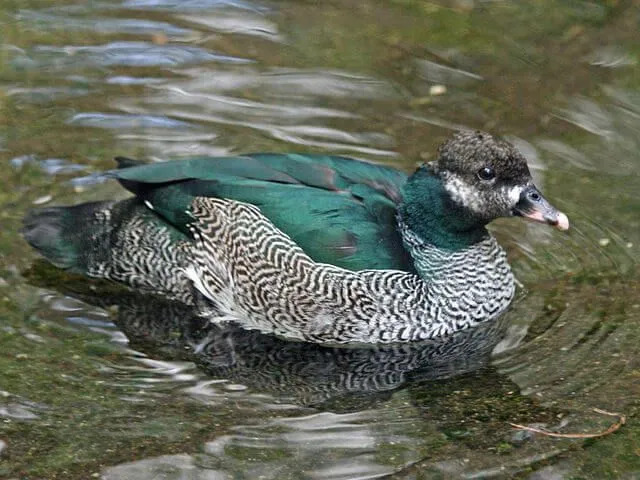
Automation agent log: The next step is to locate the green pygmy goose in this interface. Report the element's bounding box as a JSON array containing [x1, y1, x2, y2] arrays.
[[23, 131, 569, 344]]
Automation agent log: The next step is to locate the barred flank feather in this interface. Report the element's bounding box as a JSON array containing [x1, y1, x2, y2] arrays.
[[184, 197, 515, 344]]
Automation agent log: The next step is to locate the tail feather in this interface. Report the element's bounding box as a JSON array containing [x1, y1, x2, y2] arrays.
[[22, 198, 194, 304], [22, 201, 113, 272]]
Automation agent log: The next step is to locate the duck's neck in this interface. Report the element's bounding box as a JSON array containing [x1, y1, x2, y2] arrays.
[[398, 166, 489, 252], [397, 165, 506, 282], [397, 219, 509, 283], [396, 167, 515, 323]]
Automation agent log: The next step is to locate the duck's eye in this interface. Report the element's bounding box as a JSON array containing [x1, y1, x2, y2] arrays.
[[477, 166, 495, 181]]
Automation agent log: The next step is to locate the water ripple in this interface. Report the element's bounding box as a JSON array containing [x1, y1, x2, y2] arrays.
[[109, 69, 398, 156], [587, 46, 636, 68], [416, 59, 483, 86], [24, 42, 252, 69], [199, 410, 414, 479], [536, 139, 597, 171], [0, 393, 49, 421], [122, 0, 269, 13], [554, 97, 615, 138], [69, 112, 196, 130], [178, 11, 281, 40], [143, 86, 357, 120], [10, 154, 88, 175], [17, 10, 194, 37], [106, 76, 166, 85], [6, 86, 90, 103], [169, 67, 400, 99]]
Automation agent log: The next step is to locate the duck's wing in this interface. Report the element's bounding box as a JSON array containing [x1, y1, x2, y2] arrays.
[[112, 153, 413, 272]]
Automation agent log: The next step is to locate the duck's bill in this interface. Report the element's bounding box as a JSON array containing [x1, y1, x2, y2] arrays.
[[513, 186, 570, 231]]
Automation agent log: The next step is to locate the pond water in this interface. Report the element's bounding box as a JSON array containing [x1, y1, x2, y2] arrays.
[[1, 0, 639, 478]]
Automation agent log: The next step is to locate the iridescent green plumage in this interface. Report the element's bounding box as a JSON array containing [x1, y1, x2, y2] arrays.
[[113, 153, 413, 271]]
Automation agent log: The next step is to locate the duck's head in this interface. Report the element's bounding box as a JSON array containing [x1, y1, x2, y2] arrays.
[[400, 131, 569, 249]]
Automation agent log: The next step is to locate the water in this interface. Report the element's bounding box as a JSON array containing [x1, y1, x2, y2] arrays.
[[1, 0, 639, 478]]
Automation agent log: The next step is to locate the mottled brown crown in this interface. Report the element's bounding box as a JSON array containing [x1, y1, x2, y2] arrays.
[[436, 131, 531, 185]]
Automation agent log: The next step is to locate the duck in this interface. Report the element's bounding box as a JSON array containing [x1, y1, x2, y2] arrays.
[[22, 131, 569, 344]]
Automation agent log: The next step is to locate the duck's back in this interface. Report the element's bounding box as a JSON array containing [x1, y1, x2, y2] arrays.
[[117, 153, 411, 271]]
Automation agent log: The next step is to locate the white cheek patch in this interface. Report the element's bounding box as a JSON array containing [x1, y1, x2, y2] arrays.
[[443, 174, 485, 215], [506, 185, 523, 205]]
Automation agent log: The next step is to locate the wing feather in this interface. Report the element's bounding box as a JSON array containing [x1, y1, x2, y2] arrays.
[[111, 154, 412, 271]]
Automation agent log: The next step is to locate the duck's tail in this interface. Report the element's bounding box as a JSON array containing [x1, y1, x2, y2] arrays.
[[21, 157, 146, 273], [22, 201, 115, 273], [22, 198, 194, 304]]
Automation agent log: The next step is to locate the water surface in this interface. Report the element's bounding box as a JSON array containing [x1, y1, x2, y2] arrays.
[[1, 0, 639, 478]]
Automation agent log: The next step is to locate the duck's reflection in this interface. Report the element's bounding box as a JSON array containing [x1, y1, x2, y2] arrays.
[[78, 285, 510, 407]]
